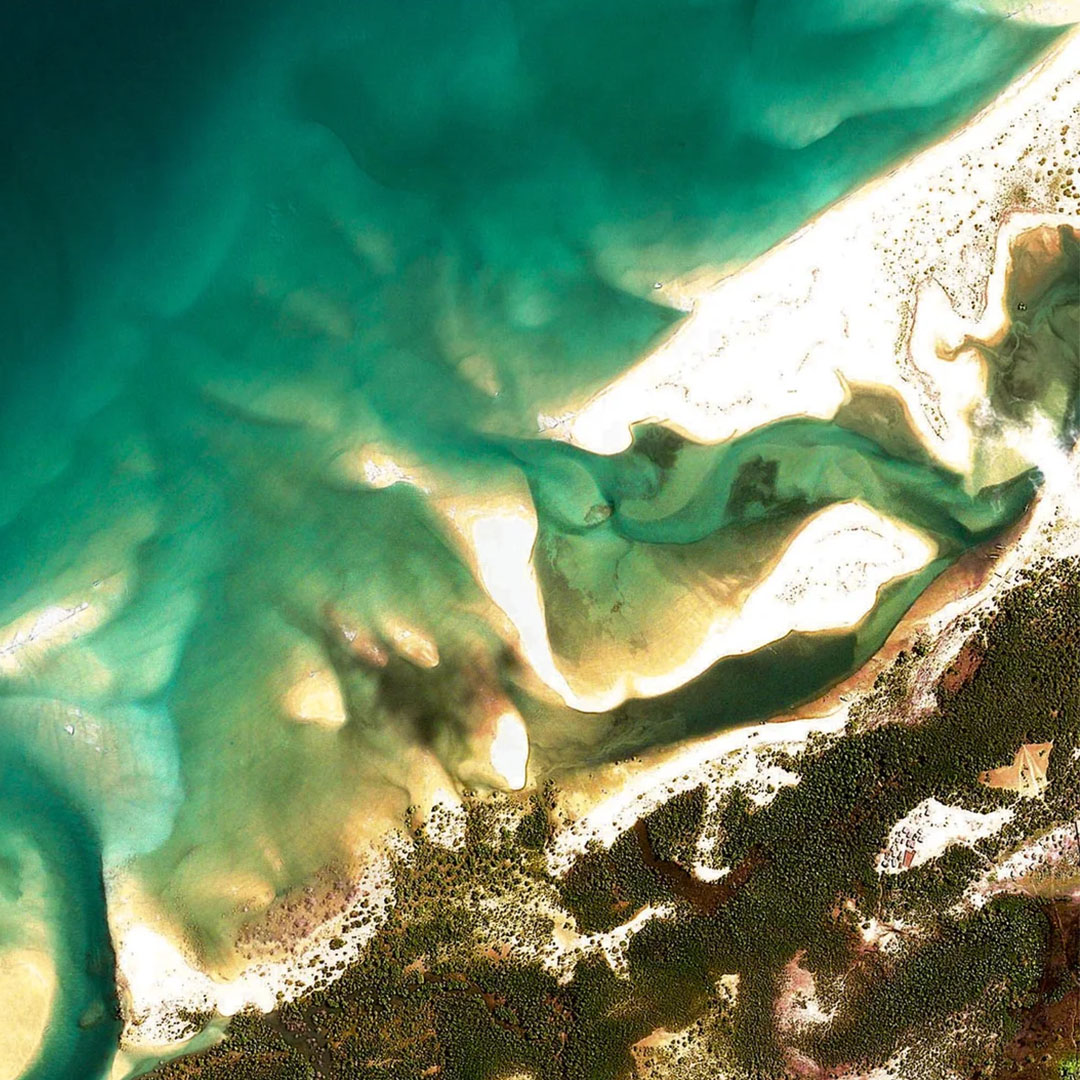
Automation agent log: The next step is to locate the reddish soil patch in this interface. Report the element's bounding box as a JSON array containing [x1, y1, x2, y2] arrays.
[[993, 901, 1080, 1079], [941, 639, 985, 695]]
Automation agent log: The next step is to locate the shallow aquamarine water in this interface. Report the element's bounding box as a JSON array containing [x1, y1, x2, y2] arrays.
[[0, 1, 1069, 1074]]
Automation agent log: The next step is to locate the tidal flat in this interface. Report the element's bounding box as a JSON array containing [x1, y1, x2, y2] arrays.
[[0, 2, 1078, 1078]]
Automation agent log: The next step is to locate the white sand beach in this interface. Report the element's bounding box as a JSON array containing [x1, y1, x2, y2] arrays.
[[553, 30, 1080, 479]]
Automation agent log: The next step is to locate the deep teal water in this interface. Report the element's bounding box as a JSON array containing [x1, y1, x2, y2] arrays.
[[0, 1, 1069, 1075]]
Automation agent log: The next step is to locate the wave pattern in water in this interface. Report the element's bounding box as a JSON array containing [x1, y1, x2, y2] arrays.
[[0, 1, 1073, 1070]]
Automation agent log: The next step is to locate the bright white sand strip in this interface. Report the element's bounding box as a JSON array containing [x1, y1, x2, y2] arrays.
[[606, 502, 936, 703], [548, 708, 848, 876], [877, 798, 1014, 874], [489, 710, 530, 791], [463, 497, 935, 714], [109, 855, 394, 1053], [363, 461, 934, 721], [555, 29, 1080, 478], [457, 493, 581, 708]]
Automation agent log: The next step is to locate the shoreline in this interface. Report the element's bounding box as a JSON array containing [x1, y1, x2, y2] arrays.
[[551, 28, 1080, 475], [106, 28, 1080, 1074], [557, 424, 1079, 853]]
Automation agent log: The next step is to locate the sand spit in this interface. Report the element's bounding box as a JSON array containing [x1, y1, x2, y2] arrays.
[[342, 448, 938, 724], [461, 494, 937, 715], [554, 29, 1080, 478]]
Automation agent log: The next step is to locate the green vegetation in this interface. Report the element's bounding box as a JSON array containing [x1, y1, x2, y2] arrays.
[[984, 224, 1079, 436], [148, 558, 1080, 1080]]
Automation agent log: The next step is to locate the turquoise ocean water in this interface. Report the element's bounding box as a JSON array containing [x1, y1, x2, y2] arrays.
[[0, 1, 1070, 1074]]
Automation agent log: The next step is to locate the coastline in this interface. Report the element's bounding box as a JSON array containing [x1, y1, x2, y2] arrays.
[[106, 27, 1080, 1076], [551, 28, 1080, 475]]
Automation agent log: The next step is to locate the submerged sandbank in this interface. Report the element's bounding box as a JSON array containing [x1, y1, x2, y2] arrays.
[[0, 948, 55, 1080]]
